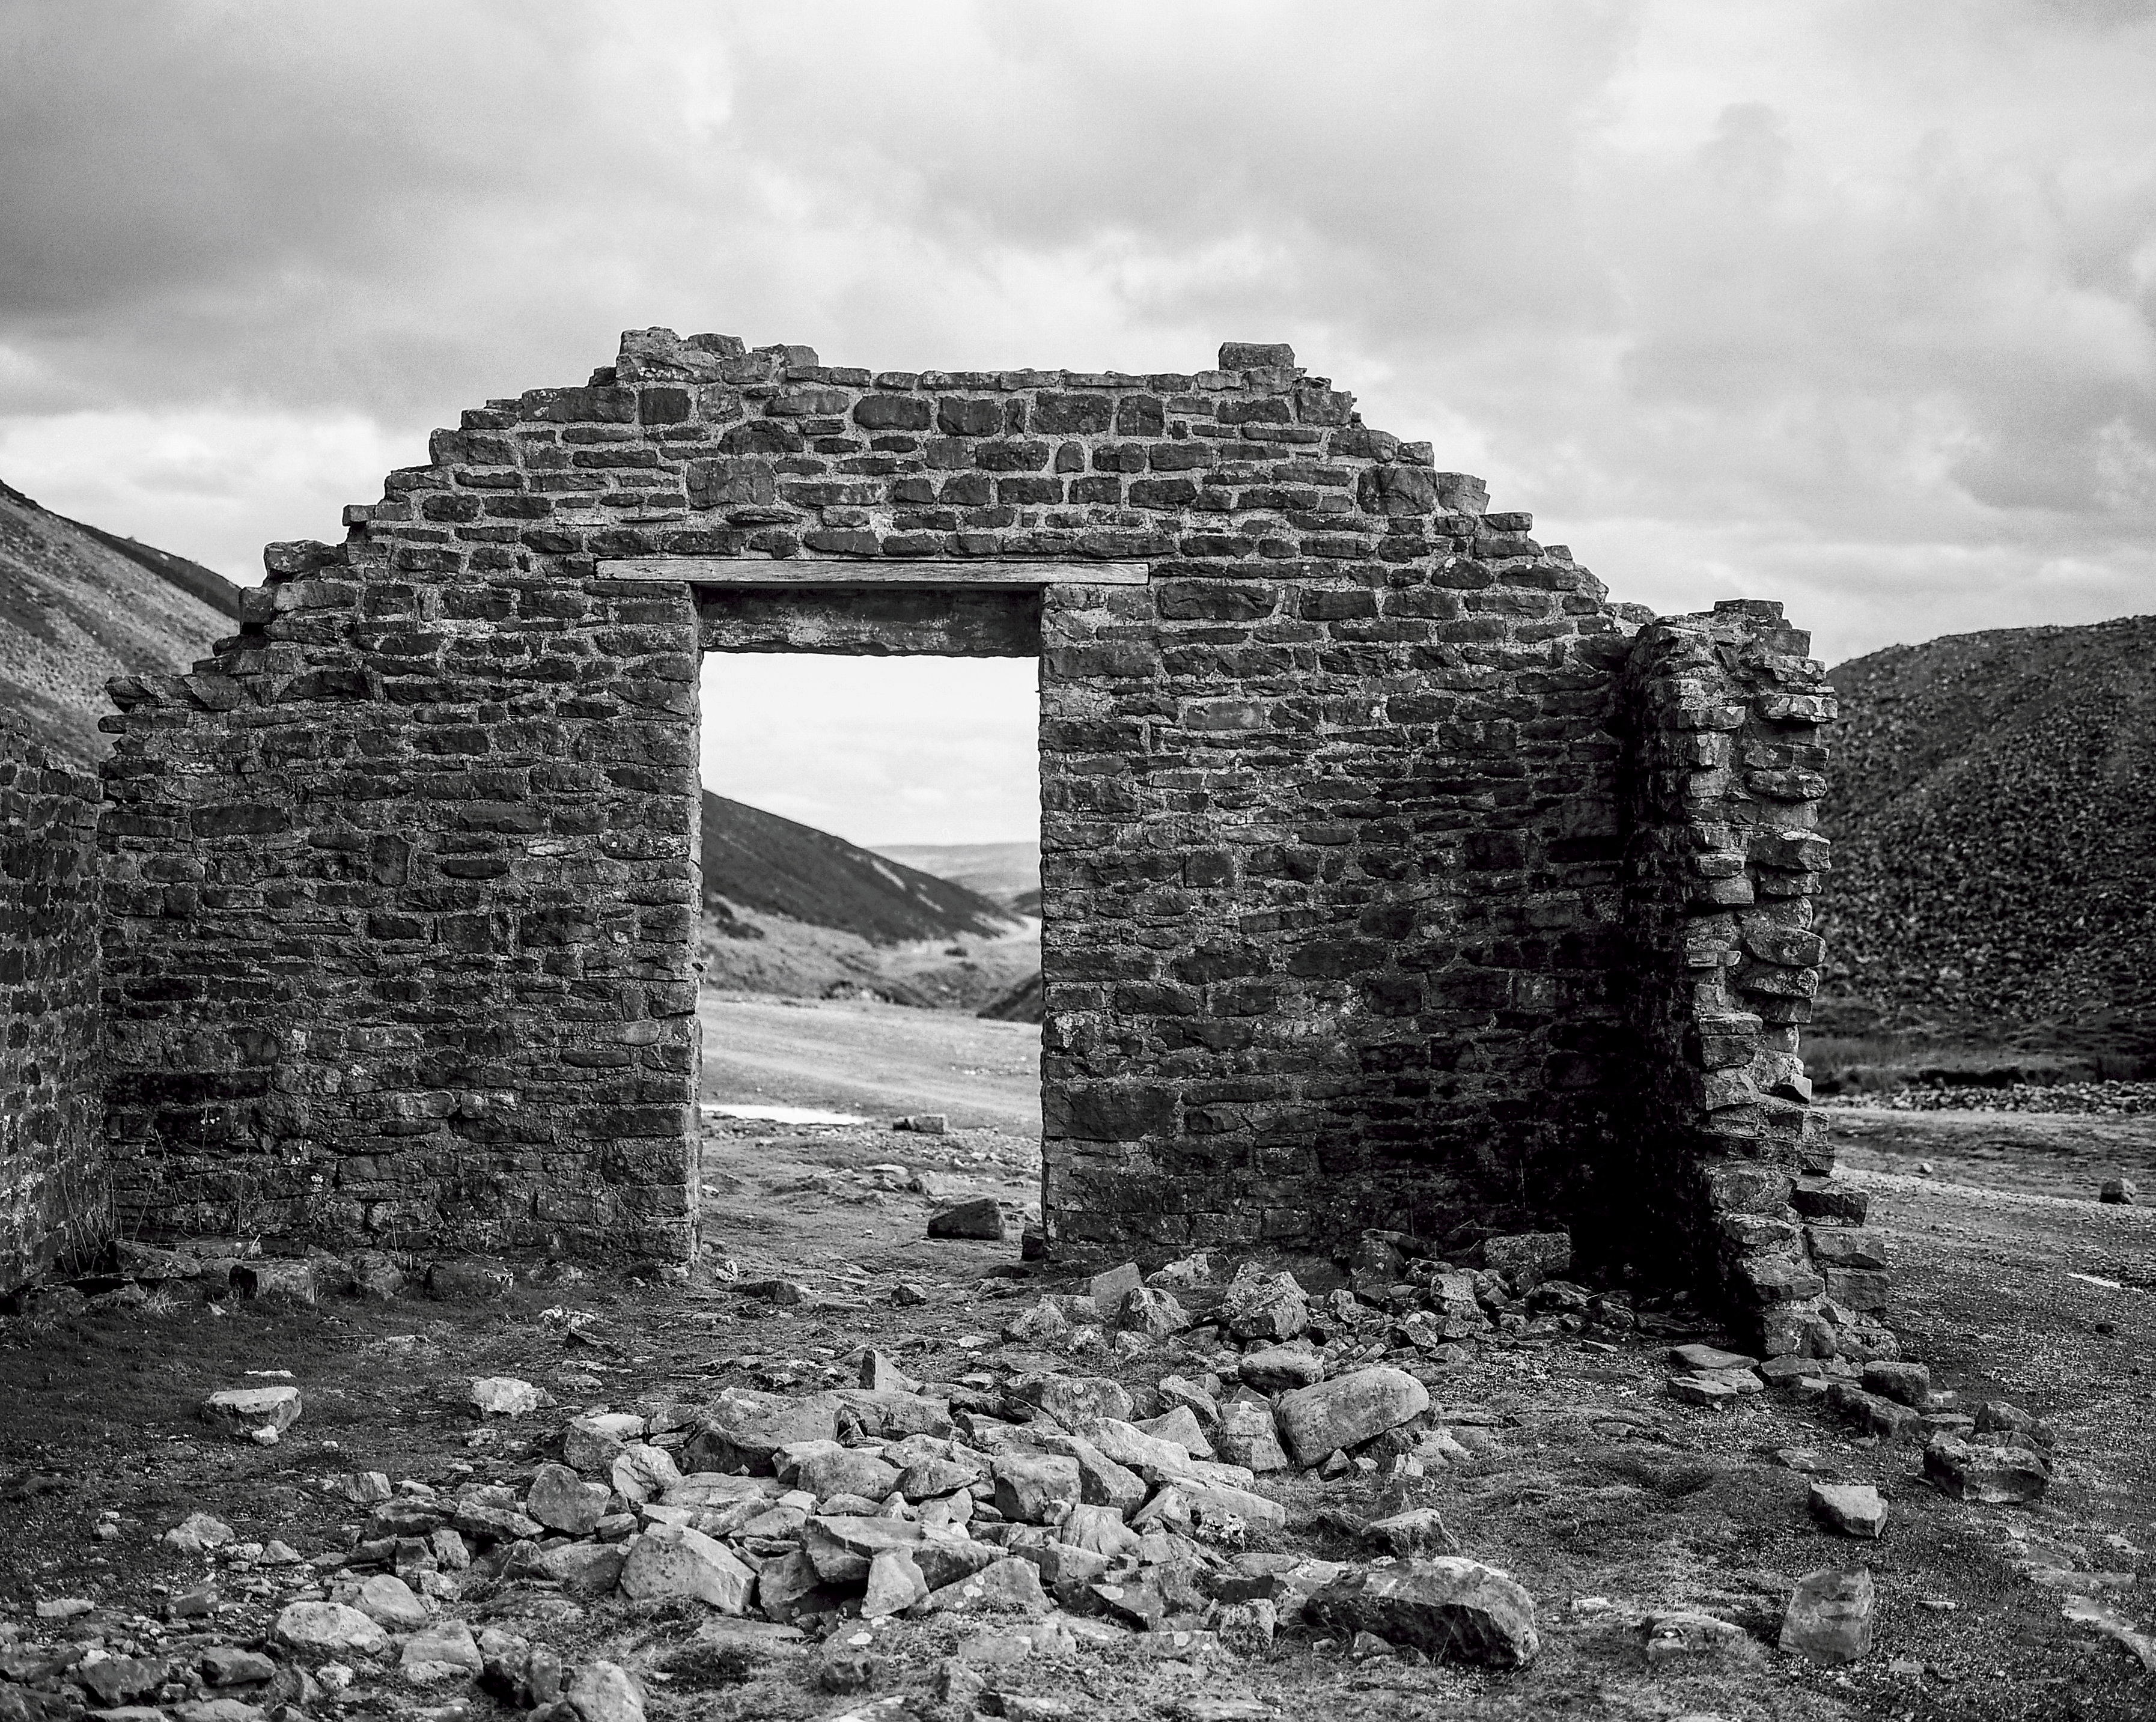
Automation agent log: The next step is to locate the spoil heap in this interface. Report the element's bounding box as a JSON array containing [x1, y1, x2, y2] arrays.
[[1817, 615, 2156, 1054]]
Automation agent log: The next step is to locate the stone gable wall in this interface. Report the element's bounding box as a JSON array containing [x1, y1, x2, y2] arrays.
[[88, 328, 1842, 1328], [1, 724, 104, 1292]]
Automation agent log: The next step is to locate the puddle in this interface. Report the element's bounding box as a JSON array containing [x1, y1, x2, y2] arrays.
[[702, 1103, 869, 1126]]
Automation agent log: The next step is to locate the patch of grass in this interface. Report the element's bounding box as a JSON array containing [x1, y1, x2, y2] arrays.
[[658, 1642, 758, 1689]]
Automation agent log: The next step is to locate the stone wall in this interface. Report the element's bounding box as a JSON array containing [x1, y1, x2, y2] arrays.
[[92, 328, 1837, 1318], [1, 723, 104, 1292], [1615, 605, 1886, 1349]]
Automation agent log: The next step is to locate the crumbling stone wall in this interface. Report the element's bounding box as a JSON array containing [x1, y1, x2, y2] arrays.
[[1, 723, 104, 1291], [1615, 606, 1887, 1351], [88, 328, 1845, 1329]]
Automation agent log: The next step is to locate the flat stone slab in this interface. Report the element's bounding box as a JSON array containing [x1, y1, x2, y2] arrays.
[[1810, 1481, 1889, 1538]]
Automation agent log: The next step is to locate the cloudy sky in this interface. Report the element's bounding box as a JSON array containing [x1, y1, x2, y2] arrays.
[[4, 1, 2152, 844]]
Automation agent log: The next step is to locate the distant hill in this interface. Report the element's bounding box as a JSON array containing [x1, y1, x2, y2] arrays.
[[976, 969, 1043, 1024], [1815, 615, 2155, 1056], [700, 791, 1023, 946], [0, 480, 243, 766], [871, 840, 1040, 912]]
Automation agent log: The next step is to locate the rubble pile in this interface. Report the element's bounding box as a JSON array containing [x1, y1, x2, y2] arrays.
[[0, 1226, 2108, 1717]]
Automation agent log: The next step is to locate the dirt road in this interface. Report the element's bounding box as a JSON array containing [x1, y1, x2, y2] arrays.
[[698, 993, 1041, 1133]]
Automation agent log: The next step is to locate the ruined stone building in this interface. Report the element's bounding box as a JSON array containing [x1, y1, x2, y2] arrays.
[[1, 331, 1875, 1352]]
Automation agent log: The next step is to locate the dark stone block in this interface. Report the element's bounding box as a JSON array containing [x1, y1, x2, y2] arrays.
[[854, 395, 932, 431], [927, 1196, 1006, 1241], [937, 398, 1003, 437], [1032, 394, 1113, 436], [1051, 1085, 1176, 1142], [1357, 464, 1439, 515]]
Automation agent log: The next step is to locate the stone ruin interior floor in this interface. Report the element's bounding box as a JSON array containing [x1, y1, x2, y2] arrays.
[[2, 1115, 2153, 1722]]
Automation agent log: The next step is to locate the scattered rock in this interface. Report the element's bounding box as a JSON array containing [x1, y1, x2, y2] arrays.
[[993, 1453, 1083, 1524], [1157, 1375, 1220, 1428], [1309, 1557, 1539, 1668], [1667, 1372, 1761, 1408], [1222, 1270, 1309, 1342], [1860, 1360, 1931, 1408], [79, 1655, 171, 1704], [274, 1602, 389, 1656], [163, 1511, 236, 1554], [1809, 1482, 1888, 1538], [1366, 1508, 1457, 1556], [1669, 1343, 1758, 1372], [1240, 1345, 1324, 1392], [564, 1411, 646, 1472], [356, 1574, 429, 1630], [565, 1660, 644, 1722], [1640, 1610, 1751, 1669], [526, 1464, 612, 1535], [1780, 1565, 1874, 1665], [1479, 1231, 1571, 1280], [1008, 1372, 1134, 1425], [201, 1387, 302, 1441], [742, 1278, 807, 1304], [1973, 1399, 2057, 1450], [1826, 1380, 1925, 1441], [1922, 1434, 2050, 1504], [535, 1542, 627, 1595], [1138, 1404, 1214, 1459], [470, 1377, 543, 1417], [1115, 1286, 1190, 1338], [927, 1197, 1006, 1241], [1214, 1399, 1290, 1473], [1274, 1368, 1430, 1468], [200, 1649, 275, 1687], [610, 1442, 683, 1503], [1088, 1262, 1143, 1304], [861, 1547, 930, 1619], [799, 1447, 902, 1503], [347, 1250, 407, 1300], [921, 1556, 1051, 1617], [400, 1622, 482, 1684], [619, 1524, 756, 1612]]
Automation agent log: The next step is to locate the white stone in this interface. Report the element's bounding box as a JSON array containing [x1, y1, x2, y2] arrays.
[[400, 1621, 482, 1684], [618, 1524, 755, 1613], [566, 1661, 644, 1722], [201, 1387, 302, 1439], [355, 1574, 429, 1630], [273, 1602, 388, 1656], [469, 1377, 543, 1417]]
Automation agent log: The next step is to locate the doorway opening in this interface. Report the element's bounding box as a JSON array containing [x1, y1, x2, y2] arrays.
[[690, 648, 1044, 1258]]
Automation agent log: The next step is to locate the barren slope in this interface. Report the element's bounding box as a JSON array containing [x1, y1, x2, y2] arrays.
[[0, 481, 242, 765], [1816, 615, 2156, 1059], [701, 791, 1022, 946]]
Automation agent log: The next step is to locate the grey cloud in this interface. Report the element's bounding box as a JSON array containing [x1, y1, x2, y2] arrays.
[[0, 0, 2148, 659]]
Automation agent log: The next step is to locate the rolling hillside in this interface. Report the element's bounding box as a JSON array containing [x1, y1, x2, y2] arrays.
[[1815, 614, 2155, 1057], [871, 840, 1041, 912], [0, 480, 242, 766], [699, 791, 1022, 946]]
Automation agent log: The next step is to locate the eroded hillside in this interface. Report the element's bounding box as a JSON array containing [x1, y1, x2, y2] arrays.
[[0, 481, 241, 765], [1816, 615, 2156, 1059]]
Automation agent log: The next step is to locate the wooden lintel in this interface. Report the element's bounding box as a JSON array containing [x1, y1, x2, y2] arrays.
[[598, 558, 1148, 586]]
